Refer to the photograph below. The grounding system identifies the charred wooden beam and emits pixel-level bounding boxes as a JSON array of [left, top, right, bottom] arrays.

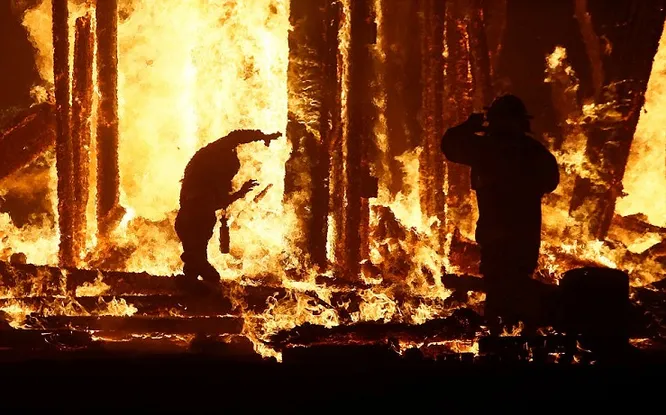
[[381, 0, 422, 196], [25, 315, 244, 335], [468, 0, 494, 108], [418, 0, 447, 254], [0, 103, 56, 180], [336, 0, 377, 279], [284, 0, 340, 270], [444, 0, 476, 260], [481, 0, 507, 88], [0, 295, 235, 318], [568, 0, 666, 240], [270, 308, 482, 349], [96, 0, 122, 236], [52, 0, 75, 267], [71, 14, 94, 262]]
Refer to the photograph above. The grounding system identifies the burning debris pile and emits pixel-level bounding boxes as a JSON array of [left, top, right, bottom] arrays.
[[1, 0, 666, 362]]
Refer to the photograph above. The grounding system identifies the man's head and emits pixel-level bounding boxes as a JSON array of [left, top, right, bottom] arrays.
[[485, 94, 532, 136]]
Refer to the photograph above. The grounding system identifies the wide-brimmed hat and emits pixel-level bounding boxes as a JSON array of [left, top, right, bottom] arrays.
[[484, 94, 533, 119]]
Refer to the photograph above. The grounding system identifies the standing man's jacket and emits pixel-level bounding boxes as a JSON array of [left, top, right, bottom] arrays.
[[441, 121, 559, 247]]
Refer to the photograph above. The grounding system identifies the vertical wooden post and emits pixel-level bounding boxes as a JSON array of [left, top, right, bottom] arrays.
[[341, 0, 376, 279], [284, 0, 340, 271], [468, 0, 494, 109], [381, 0, 422, 196], [418, 0, 446, 253], [443, 0, 474, 237], [71, 14, 94, 262], [52, 0, 75, 267], [96, 0, 121, 236]]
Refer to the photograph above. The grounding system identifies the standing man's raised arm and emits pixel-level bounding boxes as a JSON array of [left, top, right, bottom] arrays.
[[441, 113, 485, 166]]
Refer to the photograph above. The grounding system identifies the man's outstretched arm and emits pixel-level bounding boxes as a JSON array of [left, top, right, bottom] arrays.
[[225, 130, 282, 147]]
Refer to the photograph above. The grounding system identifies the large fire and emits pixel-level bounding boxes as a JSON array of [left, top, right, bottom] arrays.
[[1, 0, 665, 360]]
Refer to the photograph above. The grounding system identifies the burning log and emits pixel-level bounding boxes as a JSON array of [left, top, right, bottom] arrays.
[[568, 0, 666, 241], [335, 0, 377, 279], [468, 0, 494, 108], [96, 0, 122, 236], [52, 0, 76, 267], [418, 0, 447, 254], [0, 102, 56, 180], [0, 295, 234, 318], [71, 14, 94, 261], [443, 0, 475, 241], [285, 0, 340, 269], [270, 308, 483, 350], [481, 0, 507, 88], [380, 0, 422, 196], [26, 315, 244, 336]]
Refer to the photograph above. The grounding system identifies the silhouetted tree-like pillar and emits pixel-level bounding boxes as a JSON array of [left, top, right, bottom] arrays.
[[443, 0, 475, 238], [418, 0, 447, 253], [468, 0, 494, 109], [52, 0, 75, 267], [284, 0, 340, 271], [381, 0, 422, 196], [335, 0, 377, 280], [96, 0, 122, 237], [481, 0, 507, 89], [71, 14, 94, 263]]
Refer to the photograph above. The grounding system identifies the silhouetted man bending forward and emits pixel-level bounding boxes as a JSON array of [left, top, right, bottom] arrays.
[[441, 95, 559, 327], [175, 129, 281, 283]]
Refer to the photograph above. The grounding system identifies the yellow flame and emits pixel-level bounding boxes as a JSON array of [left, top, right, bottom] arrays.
[[617, 24, 666, 227]]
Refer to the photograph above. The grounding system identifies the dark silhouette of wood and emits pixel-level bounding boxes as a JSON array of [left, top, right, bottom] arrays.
[[418, 0, 447, 253], [96, 0, 122, 236], [285, 0, 340, 270], [481, 0, 507, 88], [52, 0, 75, 267], [0, 103, 56, 180], [336, 0, 376, 279], [26, 315, 244, 335], [468, 0, 494, 108], [71, 14, 94, 263], [568, 0, 666, 240], [381, 0, 422, 196], [443, 0, 475, 259]]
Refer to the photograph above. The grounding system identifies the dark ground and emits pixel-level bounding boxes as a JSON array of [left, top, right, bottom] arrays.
[[0, 348, 663, 408]]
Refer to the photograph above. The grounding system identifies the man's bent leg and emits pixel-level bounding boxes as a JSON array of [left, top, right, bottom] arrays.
[[175, 208, 220, 283]]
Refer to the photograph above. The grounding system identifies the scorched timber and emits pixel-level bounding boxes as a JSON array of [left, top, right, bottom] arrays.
[[0, 295, 235, 318], [0, 102, 56, 180], [380, 0, 422, 196], [96, 0, 122, 236], [336, 0, 377, 279], [26, 315, 244, 335], [71, 14, 94, 260], [269, 308, 483, 350], [284, 0, 340, 269], [52, 0, 76, 267], [443, 0, 475, 247], [418, 0, 447, 255]]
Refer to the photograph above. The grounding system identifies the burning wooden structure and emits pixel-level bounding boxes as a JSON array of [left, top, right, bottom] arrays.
[[1, 0, 666, 360]]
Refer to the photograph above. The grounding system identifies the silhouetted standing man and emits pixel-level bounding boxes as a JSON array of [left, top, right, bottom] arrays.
[[175, 129, 281, 284], [441, 95, 559, 328]]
